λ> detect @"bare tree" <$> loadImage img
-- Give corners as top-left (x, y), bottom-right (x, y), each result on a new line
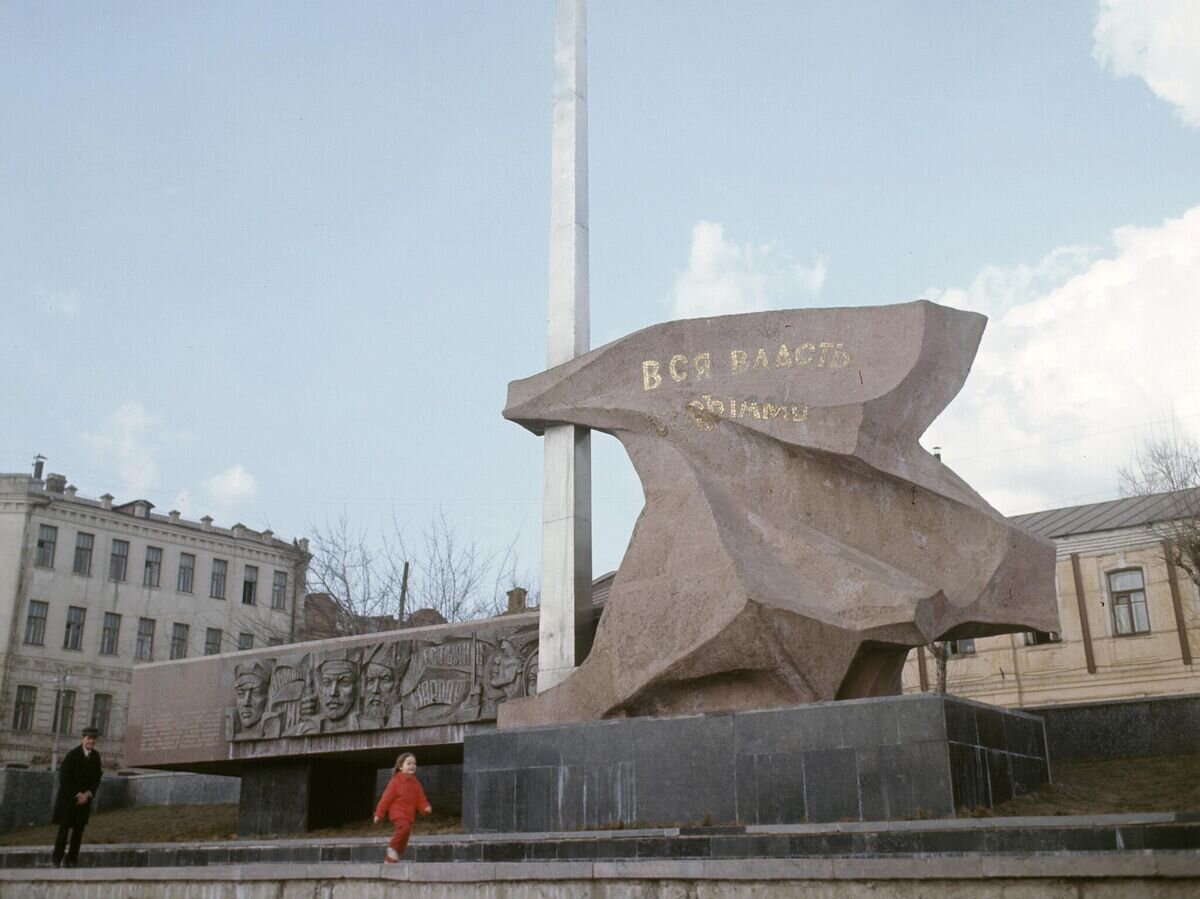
top-left (303, 509), bottom-right (535, 637)
top-left (1119, 433), bottom-right (1200, 589)
top-left (926, 641), bottom-right (950, 693)
top-left (306, 513), bottom-right (406, 638)
top-left (389, 508), bottom-right (533, 623)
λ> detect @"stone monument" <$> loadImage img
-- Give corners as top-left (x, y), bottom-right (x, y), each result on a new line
top-left (498, 300), bottom-right (1058, 728)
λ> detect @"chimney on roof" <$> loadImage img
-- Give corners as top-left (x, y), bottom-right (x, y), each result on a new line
top-left (64, 485), bottom-right (77, 499)
top-left (100, 494), bottom-right (113, 510)
top-left (933, 446), bottom-right (942, 462)
top-left (168, 510), bottom-right (181, 523)
top-left (297, 538), bottom-right (310, 553)
top-left (232, 524), bottom-right (245, 539)
top-left (32, 455), bottom-right (45, 481)
top-left (200, 515), bottom-right (213, 532)
top-left (261, 529), bottom-right (274, 543)
top-left (45, 473), bottom-right (67, 494)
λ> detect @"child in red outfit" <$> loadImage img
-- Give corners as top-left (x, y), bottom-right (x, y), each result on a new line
top-left (373, 752), bottom-right (432, 863)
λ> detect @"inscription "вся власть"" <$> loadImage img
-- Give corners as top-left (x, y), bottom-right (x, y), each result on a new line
top-left (641, 342), bottom-right (851, 391)
top-left (641, 343), bottom-right (851, 431)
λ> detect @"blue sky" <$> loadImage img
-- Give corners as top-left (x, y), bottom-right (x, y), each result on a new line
top-left (3, 1), bottom-right (1199, 592)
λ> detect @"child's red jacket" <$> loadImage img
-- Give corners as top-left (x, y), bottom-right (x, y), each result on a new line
top-left (374, 773), bottom-right (431, 826)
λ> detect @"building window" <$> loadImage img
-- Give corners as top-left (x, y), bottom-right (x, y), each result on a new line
top-left (268, 637), bottom-right (284, 646)
top-left (1110, 569), bottom-right (1150, 635)
top-left (109, 539), bottom-right (129, 582)
top-left (204, 628), bottom-right (223, 656)
top-left (170, 623), bottom-right (189, 660)
top-left (242, 566), bottom-right (258, 605)
top-left (90, 693), bottom-right (112, 737)
top-left (211, 559), bottom-right (227, 599)
top-left (63, 606), bottom-right (86, 651)
top-left (947, 638), bottom-right (975, 656)
top-left (100, 612), bottom-right (121, 656)
top-left (135, 617), bottom-right (156, 661)
top-left (271, 571), bottom-right (287, 610)
top-left (23, 599), bottom-right (48, 646)
top-left (143, 546), bottom-right (163, 588)
top-left (238, 632), bottom-right (254, 651)
top-left (53, 689), bottom-right (76, 735)
top-left (1023, 630), bottom-right (1061, 646)
top-left (177, 553), bottom-right (195, 593)
top-left (73, 532), bottom-right (94, 576)
top-left (12, 685), bottom-right (36, 732)
top-left (35, 524), bottom-right (58, 568)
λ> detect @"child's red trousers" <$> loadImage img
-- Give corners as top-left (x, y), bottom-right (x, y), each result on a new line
top-left (388, 822), bottom-right (413, 856)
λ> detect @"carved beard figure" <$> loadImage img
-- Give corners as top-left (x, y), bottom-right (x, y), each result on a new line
top-left (361, 662), bottom-right (399, 726)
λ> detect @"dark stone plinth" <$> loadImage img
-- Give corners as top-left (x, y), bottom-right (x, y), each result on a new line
top-left (465, 695), bottom-right (1049, 832)
top-left (238, 758), bottom-right (375, 836)
top-left (1032, 694), bottom-right (1200, 761)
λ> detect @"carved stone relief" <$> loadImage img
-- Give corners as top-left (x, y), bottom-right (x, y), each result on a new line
top-left (227, 622), bottom-right (539, 741)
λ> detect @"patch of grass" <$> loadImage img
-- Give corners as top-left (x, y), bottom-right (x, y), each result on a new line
top-left (985, 754), bottom-right (1200, 817)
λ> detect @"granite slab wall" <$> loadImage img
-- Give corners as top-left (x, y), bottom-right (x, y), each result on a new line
top-left (1031, 694), bottom-right (1200, 761)
top-left (464, 695), bottom-right (1049, 832)
top-left (238, 758), bottom-right (377, 836)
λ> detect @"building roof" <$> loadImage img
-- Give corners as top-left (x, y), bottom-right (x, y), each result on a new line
top-left (1009, 488), bottom-right (1200, 539)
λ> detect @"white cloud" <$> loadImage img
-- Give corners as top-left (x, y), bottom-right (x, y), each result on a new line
top-left (206, 464), bottom-right (258, 507)
top-left (1094, 0), bottom-right (1200, 128)
top-left (668, 220), bottom-right (827, 319)
top-left (926, 205), bottom-right (1200, 514)
top-left (81, 402), bottom-right (163, 497)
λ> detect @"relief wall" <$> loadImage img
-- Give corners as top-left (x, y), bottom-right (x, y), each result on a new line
top-left (227, 622), bottom-right (539, 741)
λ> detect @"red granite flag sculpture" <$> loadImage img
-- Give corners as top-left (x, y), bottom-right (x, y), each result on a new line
top-left (499, 300), bottom-right (1058, 727)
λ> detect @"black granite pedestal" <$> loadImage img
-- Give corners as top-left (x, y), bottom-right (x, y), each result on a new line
top-left (463, 694), bottom-right (1049, 832)
top-left (238, 758), bottom-right (376, 836)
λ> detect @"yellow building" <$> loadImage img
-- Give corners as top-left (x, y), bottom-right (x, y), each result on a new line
top-left (903, 491), bottom-right (1200, 706)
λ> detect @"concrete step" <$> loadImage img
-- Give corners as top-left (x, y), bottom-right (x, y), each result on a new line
top-left (2, 813), bottom-right (1198, 869)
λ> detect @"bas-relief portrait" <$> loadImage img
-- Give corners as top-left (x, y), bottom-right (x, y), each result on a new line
top-left (227, 623), bottom-right (539, 741)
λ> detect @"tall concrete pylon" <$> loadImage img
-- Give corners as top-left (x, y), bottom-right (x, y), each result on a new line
top-left (538, 0), bottom-right (593, 691)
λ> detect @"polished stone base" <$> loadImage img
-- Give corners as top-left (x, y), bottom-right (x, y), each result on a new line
top-left (238, 758), bottom-right (376, 836)
top-left (464, 695), bottom-right (1049, 832)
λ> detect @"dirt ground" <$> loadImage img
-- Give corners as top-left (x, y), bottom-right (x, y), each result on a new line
top-left (2, 756), bottom-right (1196, 846)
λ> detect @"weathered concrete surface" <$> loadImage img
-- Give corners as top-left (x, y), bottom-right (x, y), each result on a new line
top-left (500, 301), bottom-right (1058, 727)
top-left (1, 856), bottom-right (1198, 898)
top-left (123, 611), bottom-right (538, 772)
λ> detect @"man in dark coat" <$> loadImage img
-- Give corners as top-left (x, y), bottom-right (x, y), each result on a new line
top-left (52, 726), bottom-right (103, 867)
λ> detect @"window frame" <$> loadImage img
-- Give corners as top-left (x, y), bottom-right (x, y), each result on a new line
top-left (90, 693), bottom-right (112, 737)
top-left (177, 553), bottom-right (195, 593)
top-left (53, 688), bottom-right (76, 735)
top-left (143, 545), bottom-right (163, 588)
top-left (135, 617), bottom-right (156, 661)
top-left (210, 558), bottom-right (227, 599)
top-left (100, 611), bottom-right (122, 656)
top-left (109, 539), bottom-right (130, 582)
top-left (1108, 567), bottom-right (1151, 636)
top-left (242, 565), bottom-right (258, 605)
top-left (271, 570), bottom-right (287, 610)
top-left (204, 627), bottom-right (223, 656)
top-left (63, 605), bottom-right (86, 651)
top-left (73, 532), bottom-right (94, 576)
top-left (12, 685), bottom-right (37, 732)
top-left (35, 524), bottom-right (57, 568)
top-left (238, 632), bottom-right (254, 651)
top-left (23, 599), bottom-right (48, 646)
top-left (170, 622), bottom-right (189, 660)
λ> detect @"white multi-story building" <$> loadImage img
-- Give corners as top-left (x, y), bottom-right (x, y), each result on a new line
top-left (0, 468), bottom-right (309, 767)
